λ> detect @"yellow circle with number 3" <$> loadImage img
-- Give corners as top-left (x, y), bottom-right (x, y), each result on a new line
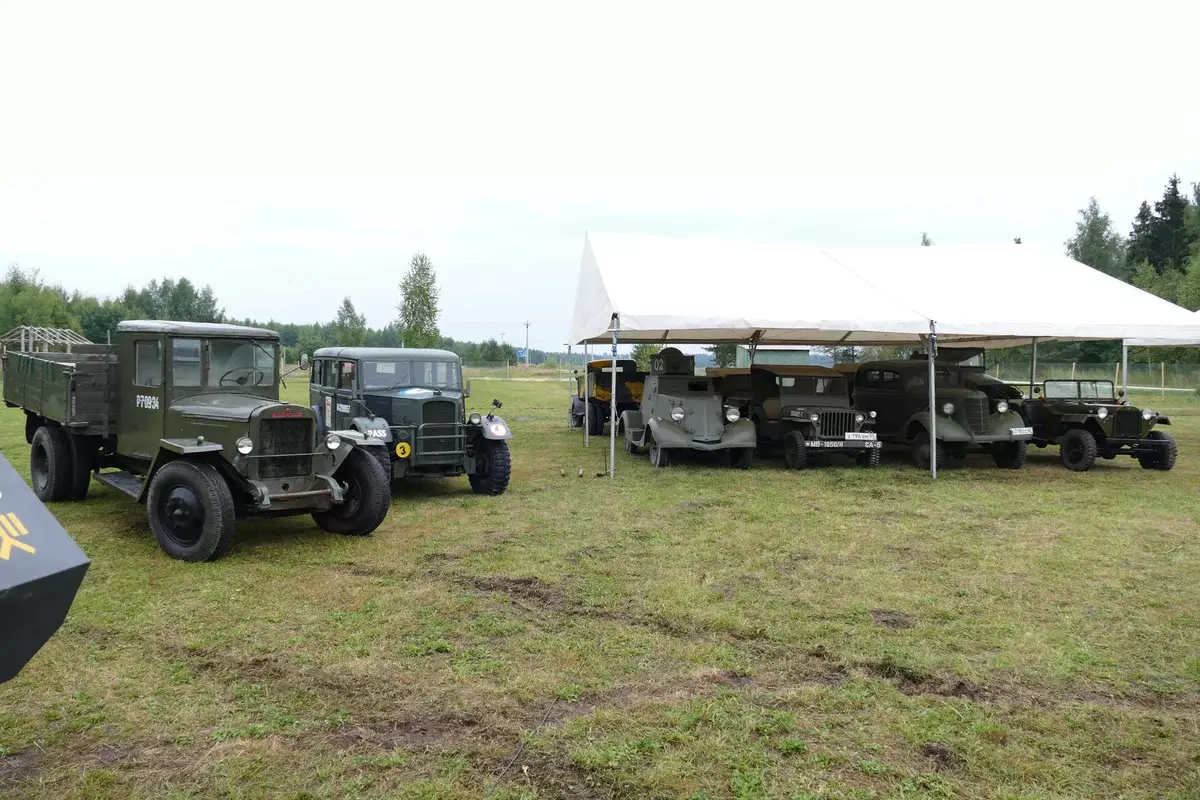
top-left (395, 442), bottom-right (412, 458)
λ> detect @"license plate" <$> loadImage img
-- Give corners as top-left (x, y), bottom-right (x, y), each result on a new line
top-left (1010, 427), bottom-right (1033, 436)
top-left (844, 431), bottom-right (876, 441)
top-left (805, 441), bottom-right (844, 448)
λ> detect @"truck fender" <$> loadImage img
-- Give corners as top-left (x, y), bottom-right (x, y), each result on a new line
top-left (325, 429), bottom-right (386, 472)
top-left (350, 416), bottom-right (392, 443)
top-left (621, 409), bottom-right (644, 444)
top-left (137, 443), bottom-right (243, 504)
top-left (475, 414), bottom-right (513, 440)
top-left (310, 405), bottom-right (327, 438)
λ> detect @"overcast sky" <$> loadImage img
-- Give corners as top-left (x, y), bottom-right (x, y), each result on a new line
top-left (2, 1), bottom-right (1198, 350)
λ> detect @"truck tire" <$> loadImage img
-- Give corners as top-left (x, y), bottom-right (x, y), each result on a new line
top-left (66, 433), bottom-right (97, 500)
top-left (586, 405), bottom-right (605, 436)
top-left (568, 409), bottom-right (582, 429)
top-left (147, 460), bottom-right (236, 562)
top-left (1137, 431), bottom-right (1177, 471)
top-left (370, 446), bottom-right (393, 482)
top-left (1059, 429), bottom-right (1097, 471)
top-left (782, 431), bottom-right (808, 470)
top-left (857, 446), bottom-right (881, 468)
top-left (992, 440), bottom-right (1028, 470)
top-left (730, 447), bottom-right (753, 470)
top-left (469, 438), bottom-right (512, 496)
top-left (911, 435), bottom-right (945, 471)
top-left (313, 448), bottom-right (391, 534)
top-left (625, 437), bottom-right (640, 455)
top-left (30, 425), bottom-right (72, 502)
top-left (648, 438), bottom-right (670, 468)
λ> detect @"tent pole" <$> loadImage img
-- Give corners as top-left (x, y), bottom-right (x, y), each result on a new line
top-left (926, 324), bottom-right (937, 479)
top-left (609, 319), bottom-right (619, 479)
top-left (1121, 341), bottom-right (1129, 398)
top-left (584, 343), bottom-right (589, 448)
top-left (1029, 338), bottom-right (1038, 398)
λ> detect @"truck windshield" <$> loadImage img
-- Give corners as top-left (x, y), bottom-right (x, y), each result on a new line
top-left (777, 376), bottom-right (846, 397)
top-left (207, 339), bottom-right (277, 387)
top-left (362, 360), bottom-right (410, 390)
top-left (411, 360), bottom-right (461, 389)
top-left (1044, 380), bottom-right (1115, 400)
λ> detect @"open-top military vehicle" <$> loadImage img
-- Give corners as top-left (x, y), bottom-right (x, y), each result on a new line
top-left (311, 347), bottom-right (512, 495)
top-left (849, 357), bottom-right (1032, 469)
top-left (746, 365), bottom-right (881, 469)
top-left (621, 348), bottom-right (756, 468)
top-left (569, 358), bottom-right (645, 435)
top-left (2, 322), bottom-right (391, 561)
top-left (1022, 379), bottom-right (1175, 471)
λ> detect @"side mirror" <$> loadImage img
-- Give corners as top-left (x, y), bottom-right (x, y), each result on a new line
top-left (492, 398), bottom-right (502, 409)
top-left (1033, 386), bottom-right (1041, 395)
top-left (464, 379), bottom-right (471, 398)
top-left (1118, 389), bottom-right (1125, 397)
top-left (300, 353), bottom-right (310, 370)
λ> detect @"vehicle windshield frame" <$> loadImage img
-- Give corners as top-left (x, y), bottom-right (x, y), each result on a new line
top-left (190, 337), bottom-right (279, 389)
top-left (1043, 379), bottom-right (1115, 401)
top-left (775, 375), bottom-right (848, 399)
top-left (363, 358), bottom-right (462, 391)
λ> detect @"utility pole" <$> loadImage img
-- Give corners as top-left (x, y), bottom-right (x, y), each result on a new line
top-left (524, 320), bottom-right (530, 365)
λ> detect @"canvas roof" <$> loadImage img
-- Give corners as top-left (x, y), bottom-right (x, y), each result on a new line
top-left (570, 233), bottom-right (1200, 348)
top-left (1126, 309), bottom-right (1200, 346)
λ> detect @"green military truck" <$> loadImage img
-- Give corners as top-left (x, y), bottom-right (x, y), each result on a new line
top-left (2, 322), bottom-right (391, 561)
top-left (310, 347), bottom-right (512, 495)
top-left (849, 357), bottom-right (1032, 469)
top-left (1022, 379), bottom-right (1176, 471)
top-left (745, 365), bottom-right (881, 469)
top-left (620, 349), bottom-right (756, 468)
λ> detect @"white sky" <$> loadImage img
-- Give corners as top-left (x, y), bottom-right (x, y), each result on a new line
top-left (2, 1), bottom-right (1198, 350)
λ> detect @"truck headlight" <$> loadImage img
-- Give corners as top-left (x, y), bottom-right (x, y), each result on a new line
top-left (996, 401), bottom-right (1009, 414)
top-left (809, 412), bottom-right (819, 423)
top-left (1096, 406), bottom-right (1108, 419)
top-left (1142, 408), bottom-right (1154, 421)
top-left (670, 407), bottom-right (685, 421)
top-left (724, 407), bottom-right (740, 423)
top-left (469, 412), bottom-right (482, 425)
top-left (855, 413), bottom-right (865, 424)
top-left (325, 433), bottom-right (341, 450)
top-left (941, 402), bottom-right (955, 416)
top-left (869, 410), bottom-right (877, 419)
top-left (236, 437), bottom-right (254, 455)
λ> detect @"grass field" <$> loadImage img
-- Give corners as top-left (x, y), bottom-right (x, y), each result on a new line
top-left (2, 378), bottom-right (1199, 799)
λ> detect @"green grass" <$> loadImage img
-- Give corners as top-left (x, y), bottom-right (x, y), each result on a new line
top-left (2, 379), bottom-right (1199, 799)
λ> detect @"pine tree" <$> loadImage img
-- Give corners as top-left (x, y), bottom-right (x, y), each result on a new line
top-left (920, 233), bottom-right (933, 246)
top-left (1152, 174), bottom-right (1193, 272)
top-left (1013, 237), bottom-right (1022, 244)
top-left (398, 252), bottom-right (441, 348)
top-left (1126, 201), bottom-right (1156, 270)
top-left (1065, 197), bottom-right (1128, 280)
top-left (631, 344), bottom-right (659, 371)
top-left (334, 297), bottom-right (366, 346)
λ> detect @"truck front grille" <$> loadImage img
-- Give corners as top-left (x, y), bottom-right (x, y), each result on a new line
top-left (964, 397), bottom-right (989, 435)
top-left (421, 400), bottom-right (462, 458)
top-left (1113, 409), bottom-right (1141, 438)
top-left (258, 418), bottom-right (314, 478)
top-left (818, 410), bottom-right (855, 439)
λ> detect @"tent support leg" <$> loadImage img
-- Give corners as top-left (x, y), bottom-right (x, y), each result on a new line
top-left (926, 324), bottom-right (937, 479)
top-left (584, 344), bottom-right (589, 448)
top-left (1029, 338), bottom-right (1038, 397)
top-left (1122, 342), bottom-right (1129, 398)
top-left (609, 321), bottom-right (619, 479)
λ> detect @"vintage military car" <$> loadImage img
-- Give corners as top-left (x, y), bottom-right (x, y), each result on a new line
top-left (2, 322), bottom-right (391, 561)
top-left (569, 358), bottom-right (645, 435)
top-left (849, 357), bottom-right (1033, 469)
top-left (620, 349), bottom-right (756, 468)
top-left (1022, 379), bottom-right (1175, 471)
top-left (746, 365), bottom-right (881, 468)
top-left (311, 347), bottom-right (512, 495)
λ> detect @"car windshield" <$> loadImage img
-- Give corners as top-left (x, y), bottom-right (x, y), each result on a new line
top-left (1045, 380), bottom-right (1115, 400)
top-left (207, 339), bottom-right (277, 387)
top-left (777, 376), bottom-right (847, 397)
top-left (411, 360), bottom-right (461, 389)
top-left (362, 360), bottom-right (411, 390)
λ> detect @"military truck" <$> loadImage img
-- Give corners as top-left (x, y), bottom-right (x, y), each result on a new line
top-left (1022, 379), bottom-right (1175, 471)
top-left (310, 347), bottom-right (512, 495)
top-left (2, 322), bottom-right (391, 561)
top-left (747, 365), bottom-right (881, 468)
top-left (569, 358), bottom-right (645, 435)
top-left (849, 358), bottom-right (1032, 469)
top-left (620, 349), bottom-right (756, 468)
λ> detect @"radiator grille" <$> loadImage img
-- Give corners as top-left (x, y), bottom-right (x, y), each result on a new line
top-left (421, 400), bottom-right (461, 456)
top-left (1113, 409), bottom-right (1141, 438)
top-left (964, 396), bottom-right (989, 435)
top-left (818, 410), bottom-right (856, 439)
top-left (258, 418), bottom-right (313, 478)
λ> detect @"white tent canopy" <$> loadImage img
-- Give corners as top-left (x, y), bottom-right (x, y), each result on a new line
top-left (1126, 309), bottom-right (1200, 347)
top-left (570, 233), bottom-right (1200, 348)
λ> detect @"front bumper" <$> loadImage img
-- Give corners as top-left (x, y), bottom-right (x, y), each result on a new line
top-left (1091, 437), bottom-right (1170, 457)
top-left (247, 473), bottom-right (343, 512)
top-left (935, 417), bottom-right (1033, 445)
top-left (806, 438), bottom-right (882, 450)
top-left (652, 418), bottom-right (757, 451)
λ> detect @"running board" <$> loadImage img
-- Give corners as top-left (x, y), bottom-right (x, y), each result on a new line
top-left (93, 470), bottom-right (145, 499)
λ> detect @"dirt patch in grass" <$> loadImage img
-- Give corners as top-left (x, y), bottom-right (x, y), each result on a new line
top-left (0, 750), bottom-right (42, 788)
top-left (509, 750), bottom-right (610, 800)
top-left (922, 741), bottom-right (959, 771)
top-left (870, 609), bottom-right (917, 629)
top-left (330, 715), bottom-right (483, 753)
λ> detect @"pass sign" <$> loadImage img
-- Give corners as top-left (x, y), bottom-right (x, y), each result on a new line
top-left (0, 453), bottom-right (90, 683)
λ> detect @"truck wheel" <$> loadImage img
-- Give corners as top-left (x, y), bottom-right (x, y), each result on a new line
top-left (1138, 431), bottom-right (1177, 471)
top-left (370, 446), bottom-right (393, 483)
top-left (147, 461), bottom-right (236, 562)
top-left (1059, 429), bottom-right (1097, 471)
top-left (313, 448), bottom-right (391, 534)
top-left (992, 440), bottom-right (1028, 470)
top-left (911, 436), bottom-right (945, 471)
top-left (30, 426), bottom-right (72, 502)
top-left (586, 406), bottom-right (605, 436)
top-left (66, 433), bottom-right (97, 500)
top-left (568, 410), bottom-right (582, 429)
top-left (730, 448), bottom-right (753, 470)
top-left (782, 431), bottom-right (808, 470)
top-left (625, 437), bottom-right (640, 455)
top-left (649, 439), bottom-right (670, 468)
top-left (469, 439), bottom-right (512, 495)
top-left (857, 446), bottom-right (881, 468)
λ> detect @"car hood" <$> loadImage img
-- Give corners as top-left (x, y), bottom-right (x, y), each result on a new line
top-left (363, 388), bottom-right (465, 401)
top-left (172, 392), bottom-right (286, 422)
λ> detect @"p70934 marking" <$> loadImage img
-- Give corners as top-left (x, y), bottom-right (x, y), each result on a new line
top-left (136, 394), bottom-right (160, 410)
